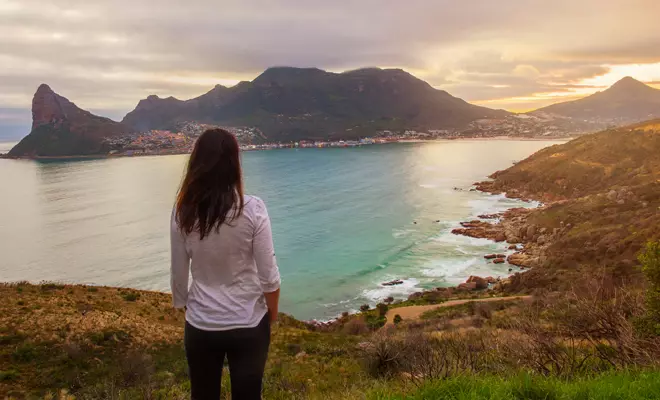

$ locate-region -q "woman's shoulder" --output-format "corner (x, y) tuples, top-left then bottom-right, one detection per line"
(243, 195), (268, 214)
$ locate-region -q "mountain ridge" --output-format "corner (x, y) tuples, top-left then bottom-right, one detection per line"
(532, 77), (660, 123)
(121, 66), (509, 141)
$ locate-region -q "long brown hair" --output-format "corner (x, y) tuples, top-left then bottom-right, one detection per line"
(175, 128), (244, 239)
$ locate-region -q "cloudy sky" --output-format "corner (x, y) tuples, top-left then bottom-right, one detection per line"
(1, 0), (660, 140)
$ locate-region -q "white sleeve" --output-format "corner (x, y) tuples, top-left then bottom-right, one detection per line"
(170, 214), (190, 308)
(253, 199), (281, 293)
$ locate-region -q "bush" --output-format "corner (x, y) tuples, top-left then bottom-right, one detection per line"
(393, 315), (403, 325)
(360, 304), (370, 312)
(639, 241), (660, 335)
(376, 303), (389, 318)
(0, 369), (19, 382)
(365, 314), (387, 330)
(122, 292), (140, 302)
(343, 318), (370, 335)
(363, 329), (494, 383)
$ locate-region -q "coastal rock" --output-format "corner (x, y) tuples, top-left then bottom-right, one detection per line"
(457, 282), (477, 291)
(466, 276), (488, 290)
(484, 254), (498, 259)
(508, 244), (518, 250)
(485, 276), (497, 284)
(507, 253), (535, 268)
(493, 258), (505, 264)
(525, 225), (537, 239)
(477, 214), (499, 219)
(407, 292), (424, 301)
(382, 279), (404, 287)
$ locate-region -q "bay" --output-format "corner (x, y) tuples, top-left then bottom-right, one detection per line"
(0, 140), (565, 320)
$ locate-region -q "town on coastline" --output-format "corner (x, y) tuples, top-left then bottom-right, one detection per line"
(97, 113), (585, 158)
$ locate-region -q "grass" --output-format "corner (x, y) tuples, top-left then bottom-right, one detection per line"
(370, 370), (660, 400)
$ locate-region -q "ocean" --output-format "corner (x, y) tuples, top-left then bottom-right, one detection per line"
(0, 140), (565, 320)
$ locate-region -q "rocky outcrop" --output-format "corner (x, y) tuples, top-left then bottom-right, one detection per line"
(9, 84), (129, 157)
(466, 276), (488, 290)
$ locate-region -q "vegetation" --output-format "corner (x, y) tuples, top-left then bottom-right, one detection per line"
(637, 241), (660, 336)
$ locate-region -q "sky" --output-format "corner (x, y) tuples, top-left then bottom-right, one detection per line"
(1, 0), (660, 140)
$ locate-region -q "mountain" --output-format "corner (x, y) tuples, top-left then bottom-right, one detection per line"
(8, 85), (128, 157)
(533, 77), (660, 124)
(122, 67), (509, 141)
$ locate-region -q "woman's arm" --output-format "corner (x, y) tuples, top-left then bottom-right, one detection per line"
(253, 198), (281, 323)
(170, 214), (191, 309)
(264, 289), (280, 323)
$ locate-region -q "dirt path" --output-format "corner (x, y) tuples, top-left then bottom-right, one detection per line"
(385, 295), (531, 325)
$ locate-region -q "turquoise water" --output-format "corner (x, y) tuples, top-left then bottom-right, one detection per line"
(0, 140), (564, 320)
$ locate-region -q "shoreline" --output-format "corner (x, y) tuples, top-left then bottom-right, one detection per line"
(0, 135), (573, 161)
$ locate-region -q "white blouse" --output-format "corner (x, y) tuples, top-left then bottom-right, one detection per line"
(170, 195), (281, 331)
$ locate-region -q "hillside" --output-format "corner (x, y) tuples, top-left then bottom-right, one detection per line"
(475, 120), (660, 289)
(8, 85), (129, 157)
(533, 77), (660, 124)
(122, 67), (508, 141)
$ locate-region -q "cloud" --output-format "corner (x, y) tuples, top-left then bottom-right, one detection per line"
(1, 0), (659, 136)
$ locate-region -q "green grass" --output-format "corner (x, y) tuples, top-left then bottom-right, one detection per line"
(370, 370), (660, 400)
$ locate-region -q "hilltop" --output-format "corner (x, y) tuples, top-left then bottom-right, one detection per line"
(8, 85), (129, 157)
(473, 120), (660, 290)
(533, 77), (660, 124)
(122, 67), (508, 141)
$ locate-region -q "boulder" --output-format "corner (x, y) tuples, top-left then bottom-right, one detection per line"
(508, 244), (518, 250)
(407, 292), (423, 301)
(496, 254), (506, 258)
(536, 235), (548, 245)
(507, 253), (534, 268)
(457, 282), (477, 291)
(485, 276), (497, 284)
(525, 225), (537, 239)
(493, 258), (506, 264)
(466, 276), (488, 290)
(484, 254), (498, 259)
(494, 232), (507, 242)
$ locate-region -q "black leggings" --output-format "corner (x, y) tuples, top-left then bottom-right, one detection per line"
(184, 314), (270, 400)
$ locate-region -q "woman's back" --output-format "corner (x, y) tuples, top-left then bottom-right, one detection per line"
(171, 195), (279, 331)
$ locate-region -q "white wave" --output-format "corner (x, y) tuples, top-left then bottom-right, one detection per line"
(361, 278), (420, 303)
(432, 231), (500, 248)
(421, 257), (479, 278)
(392, 228), (415, 238)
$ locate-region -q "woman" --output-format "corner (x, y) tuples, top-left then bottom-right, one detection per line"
(170, 128), (280, 400)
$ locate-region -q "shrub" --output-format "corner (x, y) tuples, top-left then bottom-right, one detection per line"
(360, 304), (370, 312)
(362, 330), (493, 383)
(0, 369), (19, 382)
(87, 287), (99, 292)
(393, 315), (403, 325)
(474, 302), (493, 319)
(639, 241), (660, 335)
(376, 303), (389, 318)
(365, 314), (387, 330)
(122, 292), (140, 302)
(343, 318), (369, 335)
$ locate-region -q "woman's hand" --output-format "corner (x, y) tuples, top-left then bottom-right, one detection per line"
(264, 289), (280, 324)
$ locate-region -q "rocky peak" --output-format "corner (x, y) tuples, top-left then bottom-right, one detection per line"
(607, 76), (654, 94)
(31, 84), (68, 129)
